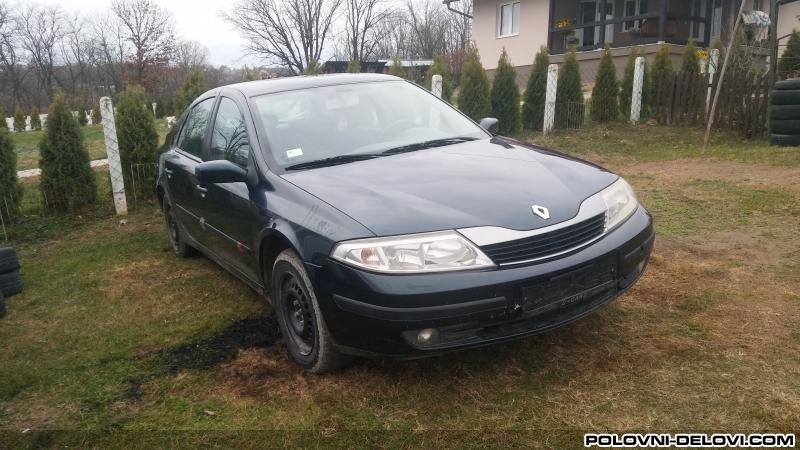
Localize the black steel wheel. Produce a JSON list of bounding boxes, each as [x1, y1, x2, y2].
[[162, 196, 195, 258], [271, 249, 350, 373]]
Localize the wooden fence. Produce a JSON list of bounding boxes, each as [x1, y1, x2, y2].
[[653, 71, 770, 138]]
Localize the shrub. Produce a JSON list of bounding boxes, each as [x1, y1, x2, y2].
[[174, 67, 207, 116], [425, 55, 453, 101], [457, 45, 491, 121], [591, 45, 619, 122], [13, 107, 25, 132], [490, 49, 522, 135], [648, 43, 673, 106], [388, 56, 407, 78], [92, 104, 102, 125], [555, 47, 583, 129], [619, 48, 638, 118], [29, 106, 41, 130], [302, 60, 323, 75], [347, 59, 361, 73], [77, 109, 88, 126], [116, 85, 159, 196], [681, 39, 700, 74], [39, 94, 97, 212], [728, 29, 754, 76], [0, 126, 22, 221], [521, 46, 549, 131], [778, 30, 800, 79]]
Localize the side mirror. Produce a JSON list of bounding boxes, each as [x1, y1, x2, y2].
[[195, 160, 247, 184], [479, 117, 500, 134]]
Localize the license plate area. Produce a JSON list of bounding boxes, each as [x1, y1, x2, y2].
[[522, 259, 618, 314]]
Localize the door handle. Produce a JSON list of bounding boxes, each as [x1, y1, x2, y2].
[[164, 168, 173, 174], [195, 184, 208, 198]]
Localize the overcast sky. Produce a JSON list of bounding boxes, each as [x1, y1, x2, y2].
[[36, 0, 261, 67]]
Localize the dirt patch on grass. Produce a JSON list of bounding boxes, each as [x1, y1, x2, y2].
[[617, 159, 800, 192]]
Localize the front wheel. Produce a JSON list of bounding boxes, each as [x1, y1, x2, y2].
[[271, 249, 349, 373], [162, 196, 195, 258]]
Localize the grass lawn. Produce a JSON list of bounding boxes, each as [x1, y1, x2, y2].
[[1, 125, 799, 447], [11, 121, 172, 172]]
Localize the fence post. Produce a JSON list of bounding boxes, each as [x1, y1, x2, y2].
[[99, 97, 128, 216], [543, 63, 558, 135], [431, 74, 443, 98], [630, 56, 645, 124], [706, 49, 719, 114]]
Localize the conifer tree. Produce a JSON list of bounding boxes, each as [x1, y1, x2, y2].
[[647, 43, 673, 110], [591, 45, 619, 122], [458, 45, 491, 121], [77, 109, 88, 126], [302, 60, 323, 75], [39, 94, 96, 212], [521, 47, 549, 131], [388, 55, 407, 78], [29, 106, 41, 130], [779, 31, 800, 79], [91, 104, 102, 125], [347, 59, 361, 73], [490, 49, 522, 135], [555, 47, 583, 128], [0, 126, 21, 221], [681, 39, 700, 74], [174, 67, 207, 115], [12, 107, 25, 132], [425, 55, 453, 101], [116, 85, 159, 197], [619, 48, 638, 118]]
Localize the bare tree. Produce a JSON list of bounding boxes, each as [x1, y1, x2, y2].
[[59, 14, 97, 102], [224, 0, 342, 74], [15, 4, 63, 104], [112, 0, 175, 86], [343, 0, 390, 62], [0, 3, 26, 108], [175, 40, 208, 71]]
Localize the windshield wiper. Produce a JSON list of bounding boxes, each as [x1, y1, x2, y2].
[[284, 153, 383, 171], [381, 137, 479, 155]]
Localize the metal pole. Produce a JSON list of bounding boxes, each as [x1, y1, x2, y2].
[[703, 0, 748, 152], [631, 57, 645, 123], [543, 64, 559, 135], [99, 97, 128, 215]]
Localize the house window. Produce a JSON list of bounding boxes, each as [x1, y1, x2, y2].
[[752, 0, 763, 11], [623, 0, 648, 32], [498, 1, 520, 37]]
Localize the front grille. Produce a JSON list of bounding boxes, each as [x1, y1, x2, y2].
[[481, 213, 606, 265]]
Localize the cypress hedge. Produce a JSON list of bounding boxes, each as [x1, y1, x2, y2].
[[39, 94, 97, 212], [116, 85, 159, 196], [388, 56, 407, 79], [779, 30, 800, 79], [13, 107, 25, 132], [92, 105, 102, 125], [347, 59, 361, 73], [681, 39, 700, 74], [521, 46, 549, 131], [555, 47, 583, 129], [29, 106, 41, 130], [619, 48, 638, 118], [591, 45, 619, 122], [648, 43, 673, 107], [174, 68, 207, 116], [458, 45, 491, 121], [425, 55, 453, 101], [490, 48, 522, 135], [0, 126, 21, 221]]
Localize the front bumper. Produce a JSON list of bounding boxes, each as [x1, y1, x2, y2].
[[311, 206, 654, 357]]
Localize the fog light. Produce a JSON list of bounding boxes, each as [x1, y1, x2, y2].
[[416, 328, 439, 344]]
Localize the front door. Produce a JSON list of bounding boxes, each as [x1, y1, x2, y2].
[[196, 96, 261, 283], [164, 97, 216, 243]]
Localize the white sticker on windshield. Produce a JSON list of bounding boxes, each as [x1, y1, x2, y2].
[[286, 148, 303, 158]]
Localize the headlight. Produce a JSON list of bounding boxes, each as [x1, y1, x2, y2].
[[331, 231, 495, 273], [600, 177, 638, 231]]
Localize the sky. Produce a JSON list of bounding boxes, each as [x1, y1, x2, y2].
[[37, 0, 262, 67]]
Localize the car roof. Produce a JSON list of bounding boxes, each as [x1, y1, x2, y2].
[[213, 73, 404, 98]]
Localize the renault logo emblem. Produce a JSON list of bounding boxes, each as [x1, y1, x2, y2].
[[532, 205, 550, 219]]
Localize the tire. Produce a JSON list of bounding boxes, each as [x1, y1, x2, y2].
[[0, 271, 22, 298], [770, 119, 800, 135], [774, 79, 800, 90], [771, 89, 800, 105], [271, 249, 349, 373], [770, 104, 800, 120], [162, 196, 196, 258], [0, 247, 20, 273], [770, 134, 800, 146]]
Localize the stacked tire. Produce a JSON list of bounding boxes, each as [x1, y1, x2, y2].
[[770, 79, 800, 146], [0, 246, 22, 317]]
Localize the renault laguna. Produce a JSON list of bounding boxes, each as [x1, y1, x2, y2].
[[157, 74, 654, 373]]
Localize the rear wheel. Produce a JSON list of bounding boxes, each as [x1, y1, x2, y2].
[[270, 249, 349, 373], [162, 196, 195, 258]]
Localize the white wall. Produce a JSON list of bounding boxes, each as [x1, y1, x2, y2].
[[778, 2, 800, 41], [473, 0, 550, 70]]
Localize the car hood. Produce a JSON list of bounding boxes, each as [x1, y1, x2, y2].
[[280, 138, 618, 236]]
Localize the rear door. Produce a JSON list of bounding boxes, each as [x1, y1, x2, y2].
[[196, 95, 261, 282], [163, 97, 216, 244]]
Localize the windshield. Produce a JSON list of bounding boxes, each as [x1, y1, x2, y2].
[[250, 80, 488, 169]]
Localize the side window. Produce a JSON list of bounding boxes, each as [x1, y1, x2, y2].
[[210, 98, 251, 168], [177, 98, 214, 157]]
